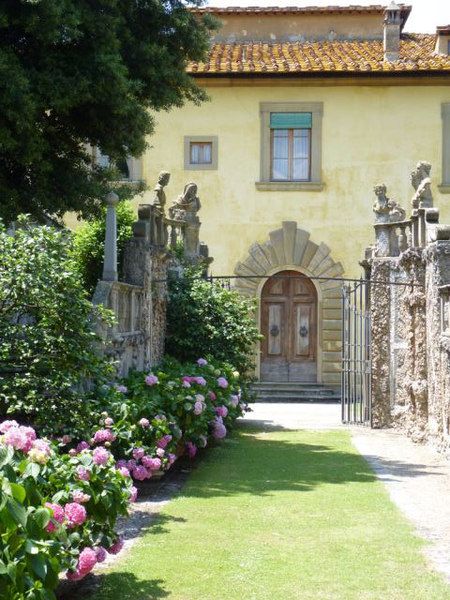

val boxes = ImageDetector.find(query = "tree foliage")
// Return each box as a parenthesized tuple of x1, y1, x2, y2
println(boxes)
(0, 217, 113, 435)
(71, 200, 135, 296)
(0, 0, 215, 223)
(166, 268, 261, 375)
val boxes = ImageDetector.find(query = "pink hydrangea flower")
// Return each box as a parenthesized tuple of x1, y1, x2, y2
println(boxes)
(118, 466, 130, 478)
(64, 502, 87, 528)
(28, 438, 52, 464)
(185, 441, 197, 458)
(3, 427, 29, 451)
(182, 380, 191, 388)
(132, 465, 150, 481)
(45, 502, 64, 533)
(215, 405, 228, 418)
(167, 453, 177, 465)
(217, 377, 228, 389)
(195, 376, 207, 386)
(127, 459, 137, 470)
(93, 446, 110, 466)
(76, 441, 90, 453)
(213, 423, 227, 439)
(72, 490, 91, 504)
(156, 447, 165, 458)
(61, 434, 72, 445)
(130, 486, 138, 502)
(77, 547, 97, 575)
(197, 358, 208, 366)
(208, 391, 217, 402)
(104, 417, 114, 427)
(145, 374, 158, 386)
(132, 447, 145, 460)
(76, 466, 90, 481)
(156, 434, 172, 449)
(230, 395, 239, 407)
(96, 546, 107, 563)
(93, 429, 116, 444)
(142, 456, 161, 470)
(0, 420, 19, 433)
(138, 418, 150, 428)
(108, 538, 124, 555)
(116, 459, 127, 469)
(193, 401, 204, 415)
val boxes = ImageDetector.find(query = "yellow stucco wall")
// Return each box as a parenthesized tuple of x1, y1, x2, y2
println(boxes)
(138, 82, 450, 279)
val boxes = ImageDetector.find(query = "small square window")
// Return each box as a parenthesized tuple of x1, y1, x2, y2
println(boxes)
(184, 136, 218, 170)
(190, 142, 212, 165)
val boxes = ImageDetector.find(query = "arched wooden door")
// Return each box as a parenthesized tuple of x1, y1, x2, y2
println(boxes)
(260, 270, 318, 382)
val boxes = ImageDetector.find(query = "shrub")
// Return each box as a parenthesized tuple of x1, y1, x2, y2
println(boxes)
(71, 200, 135, 295)
(0, 421, 133, 599)
(84, 356, 249, 480)
(0, 217, 114, 436)
(166, 268, 261, 375)
(0, 357, 248, 597)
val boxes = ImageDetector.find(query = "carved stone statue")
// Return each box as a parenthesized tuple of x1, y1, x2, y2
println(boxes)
(373, 184, 406, 223)
(152, 171, 170, 212)
(410, 161, 433, 209)
(169, 182, 201, 223)
(169, 182, 201, 258)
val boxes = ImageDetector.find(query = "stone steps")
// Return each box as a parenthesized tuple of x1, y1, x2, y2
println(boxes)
(250, 382, 340, 403)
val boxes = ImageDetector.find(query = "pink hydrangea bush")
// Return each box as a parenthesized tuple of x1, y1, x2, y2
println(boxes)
(0, 421, 133, 598)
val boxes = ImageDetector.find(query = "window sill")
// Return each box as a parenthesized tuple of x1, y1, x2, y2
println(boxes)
(255, 181, 324, 192)
(438, 184, 450, 194)
(184, 164, 217, 171)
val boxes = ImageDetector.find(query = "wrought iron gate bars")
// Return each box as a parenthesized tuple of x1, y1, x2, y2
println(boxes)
(341, 279, 372, 426)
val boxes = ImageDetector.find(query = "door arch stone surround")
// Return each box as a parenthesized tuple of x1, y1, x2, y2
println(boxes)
(233, 221, 344, 386)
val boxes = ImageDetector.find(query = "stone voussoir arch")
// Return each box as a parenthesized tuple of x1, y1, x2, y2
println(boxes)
(233, 221, 344, 386)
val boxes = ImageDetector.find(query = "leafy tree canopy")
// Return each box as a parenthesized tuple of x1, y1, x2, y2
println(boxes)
(0, 0, 215, 224)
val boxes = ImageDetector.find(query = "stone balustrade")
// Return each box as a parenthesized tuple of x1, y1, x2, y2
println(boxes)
(93, 176, 211, 377)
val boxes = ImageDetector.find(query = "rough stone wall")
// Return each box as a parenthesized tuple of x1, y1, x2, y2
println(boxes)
(121, 233, 170, 372)
(370, 259, 393, 428)
(395, 249, 428, 441)
(365, 163, 450, 455)
(425, 241, 450, 454)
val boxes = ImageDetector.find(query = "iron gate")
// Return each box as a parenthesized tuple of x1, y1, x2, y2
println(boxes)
(341, 279, 372, 425)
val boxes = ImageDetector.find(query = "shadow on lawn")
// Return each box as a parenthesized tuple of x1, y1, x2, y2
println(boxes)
(175, 422, 434, 499)
(57, 572, 169, 600)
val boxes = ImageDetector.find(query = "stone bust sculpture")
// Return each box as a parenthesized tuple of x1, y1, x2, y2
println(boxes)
(373, 183, 406, 223)
(152, 171, 170, 212)
(169, 182, 201, 222)
(410, 161, 433, 209)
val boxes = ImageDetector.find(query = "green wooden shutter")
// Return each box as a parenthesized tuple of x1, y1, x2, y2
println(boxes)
(270, 112, 312, 129)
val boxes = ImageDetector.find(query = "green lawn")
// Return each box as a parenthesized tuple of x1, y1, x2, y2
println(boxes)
(91, 425, 450, 600)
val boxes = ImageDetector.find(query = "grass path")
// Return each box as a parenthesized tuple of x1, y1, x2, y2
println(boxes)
(92, 425, 450, 600)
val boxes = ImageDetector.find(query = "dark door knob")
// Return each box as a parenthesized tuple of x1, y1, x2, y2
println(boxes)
(299, 325, 308, 337)
(270, 325, 280, 337)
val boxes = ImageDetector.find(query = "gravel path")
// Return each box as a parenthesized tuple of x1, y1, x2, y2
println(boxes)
(244, 402, 450, 585)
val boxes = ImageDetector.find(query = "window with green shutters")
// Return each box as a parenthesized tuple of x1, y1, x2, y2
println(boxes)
(270, 113, 312, 181)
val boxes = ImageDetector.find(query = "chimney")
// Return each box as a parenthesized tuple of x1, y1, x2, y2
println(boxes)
(435, 26, 450, 56)
(383, 2, 401, 62)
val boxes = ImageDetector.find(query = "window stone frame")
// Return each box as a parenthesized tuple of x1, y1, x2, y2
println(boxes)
(184, 135, 218, 170)
(257, 101, 324, 191)
(439, 103, 450, 194)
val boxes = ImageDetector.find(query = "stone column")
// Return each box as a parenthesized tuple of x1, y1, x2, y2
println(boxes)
(370, 259, 393, 427)
(102, 192, 119, 281)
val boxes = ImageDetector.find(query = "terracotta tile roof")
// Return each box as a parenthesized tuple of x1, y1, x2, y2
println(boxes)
(187, 34, 450, 75)
(192, 4, 402, 15)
